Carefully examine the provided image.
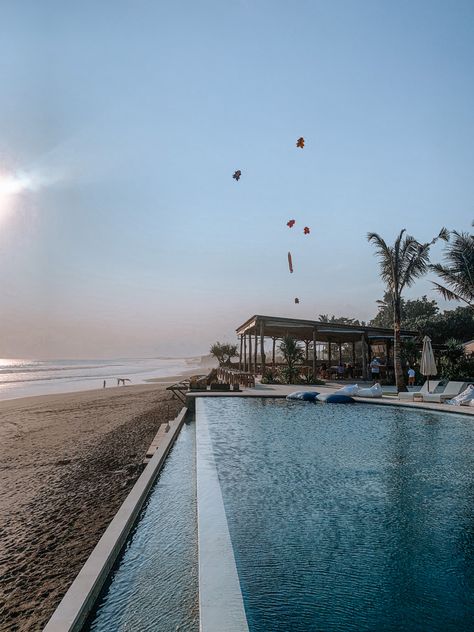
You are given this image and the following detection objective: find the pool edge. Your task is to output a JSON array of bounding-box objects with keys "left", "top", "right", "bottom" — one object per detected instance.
[{"left": 43, "top": 406, "right": 188, "bottom": 632}]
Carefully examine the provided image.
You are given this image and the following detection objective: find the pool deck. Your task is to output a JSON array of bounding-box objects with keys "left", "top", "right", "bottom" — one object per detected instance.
[{"left": 186, "top": 382, "right": 474, "bottom": 417}]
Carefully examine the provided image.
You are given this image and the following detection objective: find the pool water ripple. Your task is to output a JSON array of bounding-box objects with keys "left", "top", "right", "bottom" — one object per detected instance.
[
  {"left": 200, "top": 397, "right": 474, "bottom": 632},
  {"left": 85, "top": 421, "right": 198, "bottom": 632}
]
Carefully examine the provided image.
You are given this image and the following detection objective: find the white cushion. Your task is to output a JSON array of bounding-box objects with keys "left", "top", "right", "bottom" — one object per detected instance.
[
  {"left": 446, "top": 385, "right": 474, "bottom": 406},
  {"left": 337, "top": 384, "right": 360, "bottom": 396},
  {"left": 355, "top": 383, "right": 383, "bottom": 398}
]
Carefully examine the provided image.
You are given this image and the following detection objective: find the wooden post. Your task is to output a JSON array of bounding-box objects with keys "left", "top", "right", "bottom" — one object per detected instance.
[
  {"left": 260, "top": 320, "right": 265, "bottom": 375},
  {"left": 386, "top": 339, "right": 391, "bottom": 383},
  {"left": 351, "top": 341, "right": 356, "bottom": 365},
  {"left": 239, "top": 335, "right": 243, "bottom": 371},
  {"left": 272, "top": 337, "right": 276, "bottom": 366},
  {"left": 361, "top": 334, "right": 367, "bottom": 380},
  {"left": 254, "top": 329, "right": 258, "bottom": 374},
  {"left": 305, "top": 340, "right": 309, "bottom": 363},
  {"left": 312, "top": 329, "right": 317, "bottom": 379},
  {"left": 338, "top": 343, "right": 342, "bottom": 365},
  {"left": 243, "top": 334, "right": 247, "bottom": 372},
  {"left": 248, "top": 333, "right": 252, "bottom": 373}
]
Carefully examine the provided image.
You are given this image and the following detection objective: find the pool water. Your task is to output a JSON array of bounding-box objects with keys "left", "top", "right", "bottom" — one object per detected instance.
[
  {"left": 199, "top": 398, "right": 474, "bottom": 632},
  {"left": 86, "top": 420, "right": 198, "bottom": 632}
]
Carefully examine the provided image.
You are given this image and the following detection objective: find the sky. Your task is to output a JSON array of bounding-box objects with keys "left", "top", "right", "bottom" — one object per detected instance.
[{"left": 0, "top": 0, "right": 472, "bottom": 358}]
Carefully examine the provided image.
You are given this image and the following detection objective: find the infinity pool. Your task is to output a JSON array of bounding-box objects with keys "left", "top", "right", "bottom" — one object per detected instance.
[
  {"left": 199, "top": 398, "right": 474, "bottom": 632},
  {"left": 86, "top": 399, "right": 473, "bottom": 631}
]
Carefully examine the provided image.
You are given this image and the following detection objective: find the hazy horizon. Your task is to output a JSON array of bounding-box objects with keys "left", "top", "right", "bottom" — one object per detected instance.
[{"left": 1, "top": 1, "right": 472, "bottom": 359}]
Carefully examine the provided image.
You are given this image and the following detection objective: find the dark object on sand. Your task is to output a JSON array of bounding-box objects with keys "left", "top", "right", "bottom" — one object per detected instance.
[{"left": 117, "top": 378, "right": 131, "bottom": 386}]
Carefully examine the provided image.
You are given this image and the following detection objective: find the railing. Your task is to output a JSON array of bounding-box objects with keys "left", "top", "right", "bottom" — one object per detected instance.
[{"left": 216, "top": 367, "right": 255, "bottom": 388}]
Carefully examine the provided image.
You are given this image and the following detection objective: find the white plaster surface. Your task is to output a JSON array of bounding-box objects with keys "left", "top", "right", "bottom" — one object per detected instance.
[{"left": 196, "top": 398, "right": 249, "bottom": 632}]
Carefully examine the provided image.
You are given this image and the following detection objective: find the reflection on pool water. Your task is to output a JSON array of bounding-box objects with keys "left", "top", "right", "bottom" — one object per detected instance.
[{"left": 199, "top": 398, "right": 474, "bottom": 632}]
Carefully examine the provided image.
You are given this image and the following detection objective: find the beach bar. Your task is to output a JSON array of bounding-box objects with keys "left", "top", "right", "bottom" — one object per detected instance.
[{"left": 236, "top": 314, "right": 417, "bottom": 381}]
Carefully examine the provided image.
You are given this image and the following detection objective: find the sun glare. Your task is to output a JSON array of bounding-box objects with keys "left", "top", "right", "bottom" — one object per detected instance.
[{"left": 0, "top": 171, "right": 33, "bottom": 221}]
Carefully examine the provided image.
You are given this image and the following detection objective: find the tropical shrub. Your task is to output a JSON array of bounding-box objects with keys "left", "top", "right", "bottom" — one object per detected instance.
[
  {"left": 278, "top": 335, "right": 304, "bottom": 384},
  {"left": 209, "top": 341, "right": 238, "bottom": 366}
]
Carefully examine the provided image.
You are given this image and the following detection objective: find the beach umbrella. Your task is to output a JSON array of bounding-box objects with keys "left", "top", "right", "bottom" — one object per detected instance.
[{"left": 420, "top": 335, "right": 437, "bottom": 392}]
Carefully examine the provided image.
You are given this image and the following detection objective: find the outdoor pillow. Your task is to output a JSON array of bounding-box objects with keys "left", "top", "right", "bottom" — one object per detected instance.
[
  {"left": 355, "top": 383, "right": 383, "bottom": 398},
  {"left": 316, "top": 393, "right": 355, "bottom": 404},
  {"left": 337, "top": 384, "right": 359, "bottom": 396},
  {"left": 447, "top": 384, "right": 474, "bottom": 406},
  {"left": 286, "top": 391, "right": 319, "bottom": 401}
]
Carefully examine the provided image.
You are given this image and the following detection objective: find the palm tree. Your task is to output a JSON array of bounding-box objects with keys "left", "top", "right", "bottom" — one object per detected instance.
[
  {"left": 430, "top": 229, "right": 474, "bottom": 310},
  {"left": 279, "top": 335, "right": 304, "bottom": 384},
  {"left": 367, "top": 228, "right": 448, "bottom": 392}
]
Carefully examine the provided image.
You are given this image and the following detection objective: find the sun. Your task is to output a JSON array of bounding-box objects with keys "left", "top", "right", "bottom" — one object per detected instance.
[{"left": 0, "top": 171, "right": 33, "bottom": 221}]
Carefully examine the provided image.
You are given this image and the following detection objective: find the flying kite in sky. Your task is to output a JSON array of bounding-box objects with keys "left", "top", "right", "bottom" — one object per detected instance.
[
  {"left": 304, "top": 226, "right": 310, "bottom": 234},
  {"left": 287, "top": 219, "right": 295, "bottom": 228},
  {"left": 288, "top": 252, "right": 293, "bottom": 273},
  {"left": 296, "top": 137, "right": 305, "bottom": 148},
  {"left": 232, "top": 170, "right": 241, "bottom": 181}
]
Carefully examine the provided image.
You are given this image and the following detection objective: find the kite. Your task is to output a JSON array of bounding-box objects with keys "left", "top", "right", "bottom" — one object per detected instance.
[
  {"left": 294, "top": 298, "right": 300, "bottom": 304},
  {"left": 304, "top": 226, "right": 310, "bottom": 234},
  {"left": 233, "top": 170, "right": 241, "bottom": 181},
  {"left": 296, "top": 137, "right": 305, "bottom": 148},
  {"left": 287, "top": 219, "right": 295, "bottom": 228},
  {"left": 288, "top": 252, "right": 293, "bottom": 273}
]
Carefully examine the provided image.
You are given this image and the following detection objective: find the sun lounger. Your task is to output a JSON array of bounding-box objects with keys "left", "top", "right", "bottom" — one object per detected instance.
[
  {"left": 398, "top": 380, "right": 440, "bottom": 401},
  {"left": 421, "top": 381, "right": 466, "bottom": 403}
]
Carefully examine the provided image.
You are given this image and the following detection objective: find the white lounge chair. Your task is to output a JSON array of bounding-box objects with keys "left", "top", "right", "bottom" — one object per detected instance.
[
  {"left": 398, "top": 380, "right": 441, "bottom": 401},
  {"left": 421, "top": 381, "right": 466, "bottom": 403}
]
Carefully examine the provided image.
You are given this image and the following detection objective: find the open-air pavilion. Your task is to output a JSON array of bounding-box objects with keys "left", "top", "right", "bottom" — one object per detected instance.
[{"left": 236, "top": 314, "right": 418, "bottom": 382}]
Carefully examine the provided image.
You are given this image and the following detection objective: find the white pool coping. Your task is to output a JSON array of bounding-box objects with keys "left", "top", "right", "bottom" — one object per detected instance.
[
  {"left": 187, "top": 383, "right": 474, "bottom": 417},
  {"left": 196, "top": 398, "right": 249, "bottom": 632},
  {"left": 44, "top": 407, "right": 188, "bottom": 632}
]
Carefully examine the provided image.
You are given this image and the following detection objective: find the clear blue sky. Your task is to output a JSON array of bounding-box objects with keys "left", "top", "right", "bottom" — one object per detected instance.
[{"left": 0, "top": 0, "right": 472, "bottom": 358}]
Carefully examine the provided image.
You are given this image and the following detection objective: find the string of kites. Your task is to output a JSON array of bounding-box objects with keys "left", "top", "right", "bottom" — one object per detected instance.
[{"left": 232, "top": 137, "right": 309, "bottom": 305}]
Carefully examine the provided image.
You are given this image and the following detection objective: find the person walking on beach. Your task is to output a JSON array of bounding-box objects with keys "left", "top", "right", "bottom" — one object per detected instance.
[
  {"left": 370, "top": 357, "right": 381, "bottom": 384},
  {"left": 103, "top": 380, "right": 106, "bottom": 388},
  {"left": 407, "top": 366, "right": 416, "bottom": 387}
]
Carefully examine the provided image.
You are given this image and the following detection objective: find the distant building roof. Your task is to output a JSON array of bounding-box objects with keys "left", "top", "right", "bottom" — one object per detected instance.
[
  {"left": 236, "top": 314, "right": 417, "bottom": 343},
  {"left": 464, "top": 340, "right": 474, "bottom": 355}
]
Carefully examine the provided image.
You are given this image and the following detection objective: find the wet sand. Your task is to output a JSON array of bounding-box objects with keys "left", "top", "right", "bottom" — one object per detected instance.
[{"left": 0, "top": 383, "right": 186, "bottom": 631}]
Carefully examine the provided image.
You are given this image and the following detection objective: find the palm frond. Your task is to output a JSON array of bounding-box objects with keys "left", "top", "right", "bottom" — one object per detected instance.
[
  {"left": 431, "top": 281, "right": 474, "bottom": 309},
  {"left": 430, "top": 231, "right": 474, "bottom": 307},
  {"left": 399, "top": 238, "right": 430, "bottom": 291},
  {"left": 367, "top": 232, "right": 395, "bottom": 289}
]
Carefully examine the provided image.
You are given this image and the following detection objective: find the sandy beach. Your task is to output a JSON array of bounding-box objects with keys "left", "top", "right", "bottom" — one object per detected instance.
[{"left": 0, "top": 380, "right": 187, "bottom": 631}]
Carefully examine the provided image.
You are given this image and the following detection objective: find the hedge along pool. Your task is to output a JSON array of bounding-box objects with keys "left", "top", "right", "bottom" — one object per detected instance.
[
  {"left": 84, "top": 398, "right": 473, "bottom": 631},
  {"left": 198, "top": 397, "right": 474, "bottom": 632}
]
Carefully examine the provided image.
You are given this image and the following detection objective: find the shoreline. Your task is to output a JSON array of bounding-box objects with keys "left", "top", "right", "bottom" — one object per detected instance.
[
  {"left": 0, "top": 365, "right": 212, "bottom": 405},
  {"left": 0, "top": 378, "right": 194, "bottom": 631}
]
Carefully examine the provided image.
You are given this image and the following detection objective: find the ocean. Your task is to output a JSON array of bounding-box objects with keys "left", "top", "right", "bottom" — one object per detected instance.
[{"left": 0, "top": 357, "right": 205, "bottom": 401}]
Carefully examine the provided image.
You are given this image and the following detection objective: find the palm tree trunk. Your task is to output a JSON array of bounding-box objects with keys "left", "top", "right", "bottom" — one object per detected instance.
[{"left": 393, "top": 298, "right": 407, "bottom": 392}]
